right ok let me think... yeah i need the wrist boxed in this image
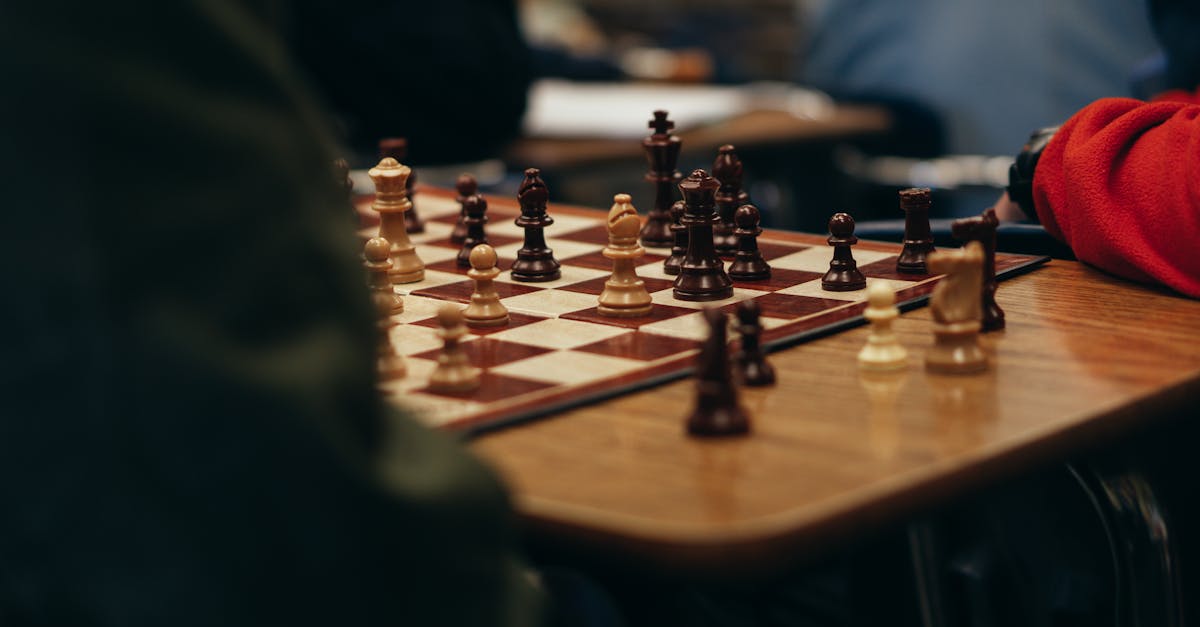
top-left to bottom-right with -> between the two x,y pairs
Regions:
1006,125 -> 1059,222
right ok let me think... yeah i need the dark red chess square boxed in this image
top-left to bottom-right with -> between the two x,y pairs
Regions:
428,213 -> 461,225
416,371 -> 556,402
421,233 -> 524,251
719,292 -> 854,320
719,241 -> 808,262
559,250 -> 668,271
730,268 -> 822,292
858,257 -> 933,281
412,280 -> 540,303
758,241 -> 810,261
411,337 -> 553,369
556,224 -> 610,244
561,303 -> 696,329
574,332 -> 699,361
411,311 -> 548,335
426,254 -> 520,276
556,275 -> 675,296
425,259 -> 472,276
759,301 -> 871,343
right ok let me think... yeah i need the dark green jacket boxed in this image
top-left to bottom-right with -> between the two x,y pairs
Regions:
0,2 -> 543,625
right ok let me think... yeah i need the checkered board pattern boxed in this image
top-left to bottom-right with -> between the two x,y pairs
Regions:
361,190 -> 1048,435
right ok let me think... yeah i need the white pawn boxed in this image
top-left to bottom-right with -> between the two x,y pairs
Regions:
374,291 -> 406,381
858,282 -> 908,371
463,244 -> 509,327
364,237 -> 403,314
598,193 -> 653,317
427,305 -> 480,393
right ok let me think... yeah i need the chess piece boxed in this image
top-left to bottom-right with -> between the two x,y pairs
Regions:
896,187 -> 935,274
639,110 -> 682,248
712,144 -> 749,256
822,213 -> 866,291
333,158 -> 356,221
925,242 -> 988,374
456,186 -> 490,267
369,157 -> 425,283
687,308 -> 751,436
951,208 -> 1005,331
727,204 -> 771,281
858,282 -> 907,371
598,194 -> 653,317
510,168 -> 561,282
364,237 -> 403,314
427,305 -> 481,392
450,173 -> 475,245
378,137 -> 424,233
662,200 -> 687,275
374,291 -> 406,381
674,169 -> 733,301
463,244 -> 509,327
735,300 -> 775,386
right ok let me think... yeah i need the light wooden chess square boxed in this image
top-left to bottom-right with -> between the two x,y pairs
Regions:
408,221 -> 455,245
392,269 -> 470,295
488,317 -> 631,350
500,289 -> 600,317
770,247 -> 894,273
542,213 -> 605,236
391,295 -> 452,325
490,239 -> 604,265
412,195 -> 462,219
489,350 -> 645,385
389,322 -> 476,357
647,287 -> 770,309
636,260 -> 675,281
411,242 -> 460,265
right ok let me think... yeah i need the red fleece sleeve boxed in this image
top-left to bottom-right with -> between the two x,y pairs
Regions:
1032,89 -> 1200,297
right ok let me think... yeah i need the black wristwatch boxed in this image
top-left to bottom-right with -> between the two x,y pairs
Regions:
1007,125 -> 1059,221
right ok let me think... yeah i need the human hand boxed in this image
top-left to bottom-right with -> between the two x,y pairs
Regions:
991,190 -> 1028,222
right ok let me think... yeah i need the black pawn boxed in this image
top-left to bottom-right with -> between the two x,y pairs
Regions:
451,173 -> 475,245
822,213 -> 867,291
674,169 -> 733,301
378,137 -> 425,233
712,144 -> 748,256
735,300 -> 775,386
663,200 -> 687,275
687,308 -> 751,437
897,187 -> 935,273
727,204 -> 771,281
511,168 -> 561,282
456,191 -> 489,267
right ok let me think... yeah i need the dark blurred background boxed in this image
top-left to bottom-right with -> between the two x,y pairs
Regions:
344,0 -> 1160,235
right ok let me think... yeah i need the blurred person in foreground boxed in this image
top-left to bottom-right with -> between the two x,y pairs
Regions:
0,1 -> 548,625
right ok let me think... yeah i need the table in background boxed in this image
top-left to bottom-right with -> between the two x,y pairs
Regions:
503,106 -> 893,232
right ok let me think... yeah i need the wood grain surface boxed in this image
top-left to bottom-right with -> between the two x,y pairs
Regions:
469,260 -> 1200,574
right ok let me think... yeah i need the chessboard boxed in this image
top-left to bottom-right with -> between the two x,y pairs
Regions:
361,189 -> 1048,435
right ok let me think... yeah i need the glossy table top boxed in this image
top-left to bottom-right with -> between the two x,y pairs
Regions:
470,260 -> 1200,573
